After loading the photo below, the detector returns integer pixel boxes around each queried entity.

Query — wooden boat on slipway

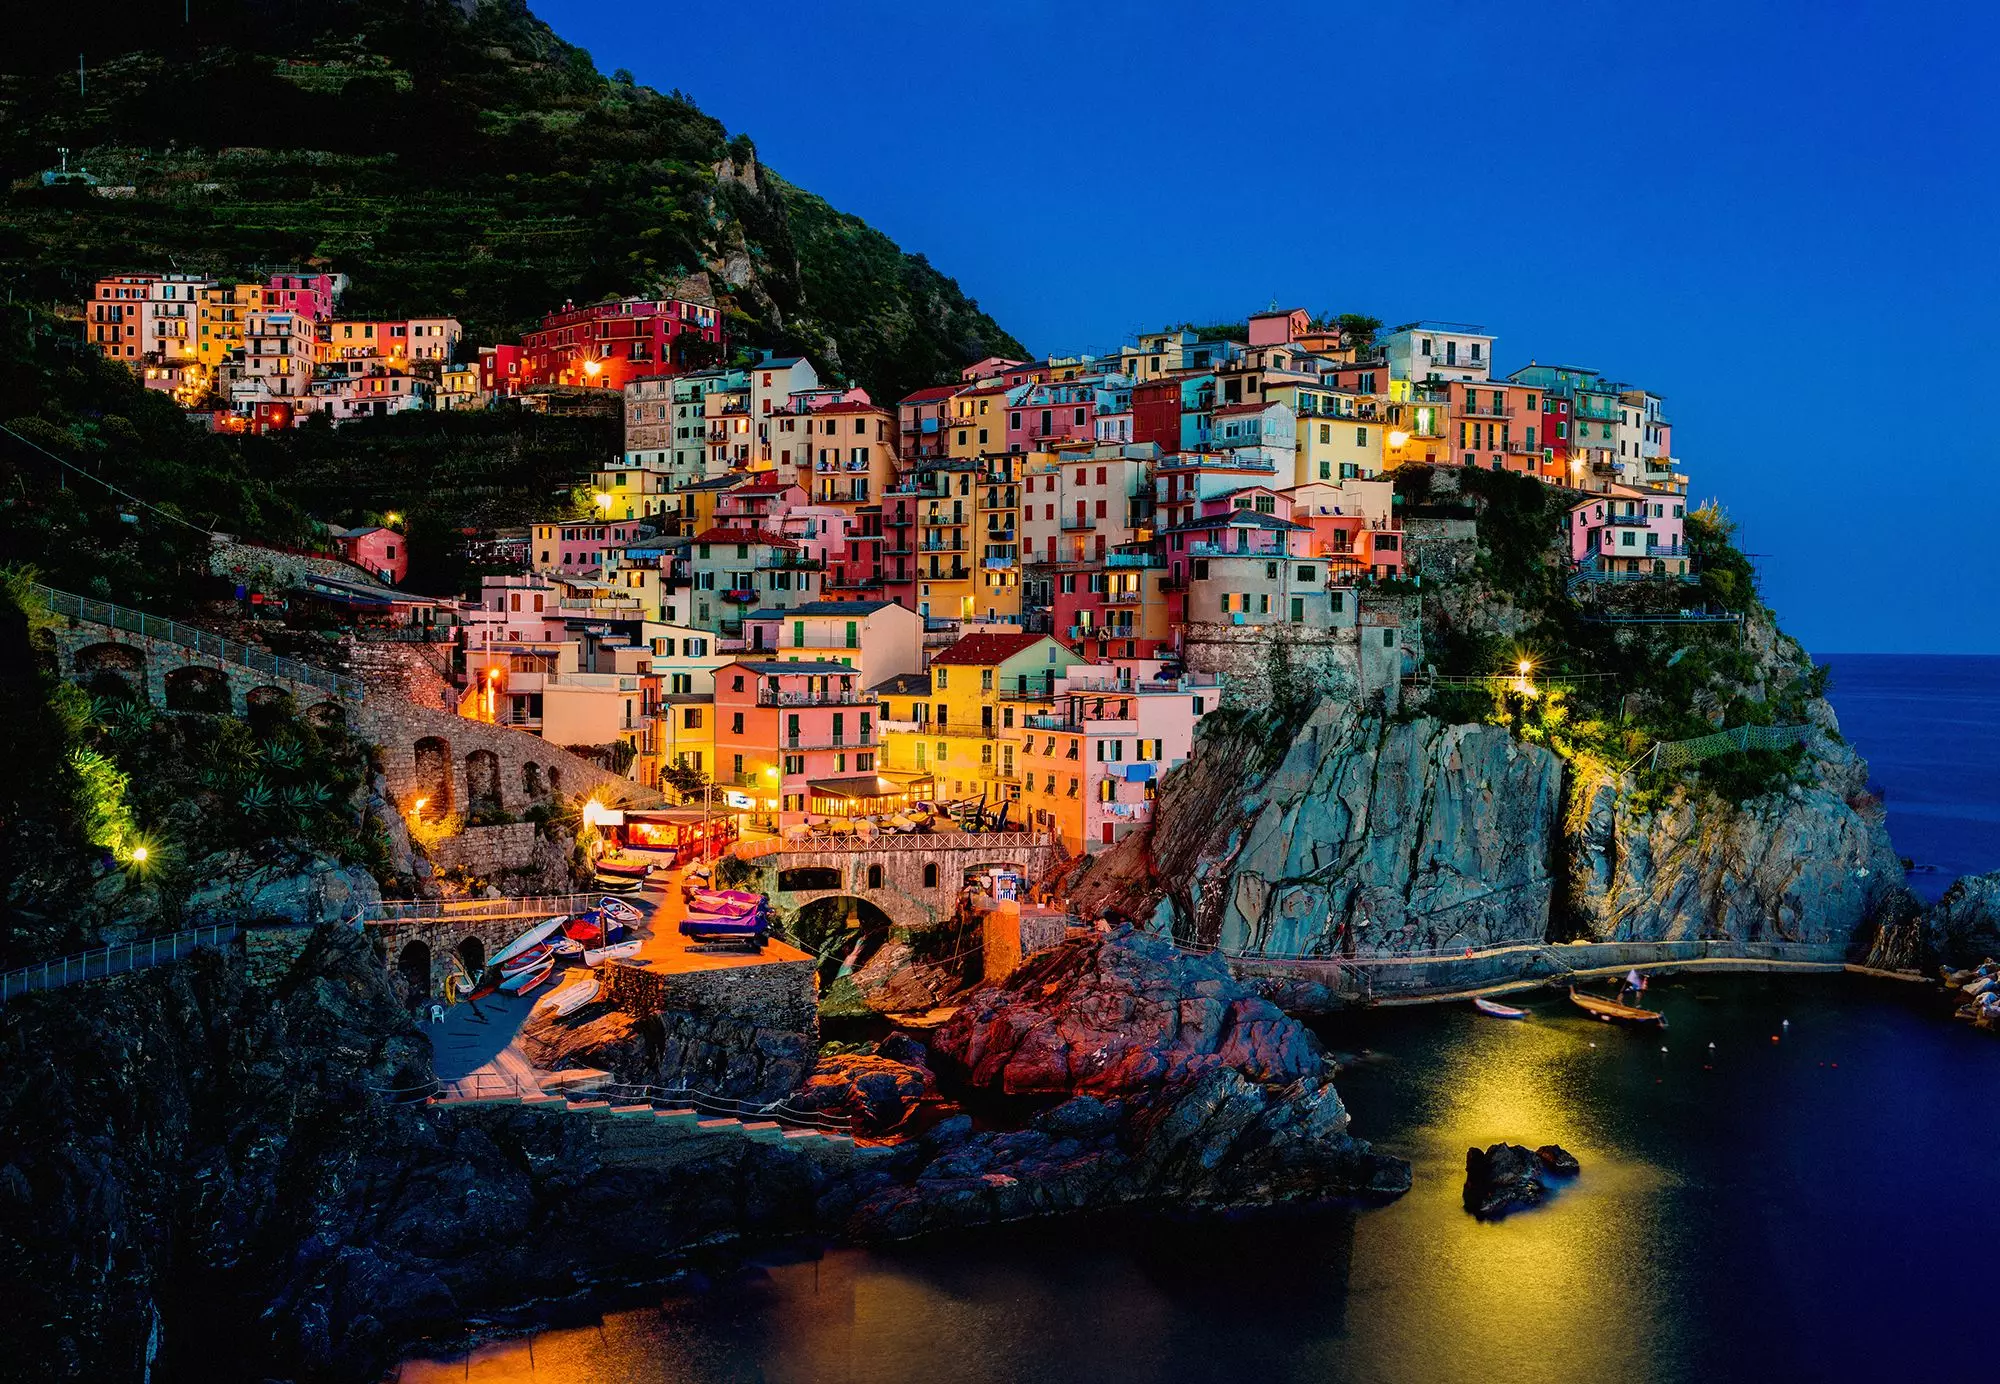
[1568,987,1667,1027]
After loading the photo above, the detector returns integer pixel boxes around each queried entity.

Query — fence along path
[38,583,364,701]
[372,1070,856,1139]
[0,924,241,1004]
[1648,722,1813,770]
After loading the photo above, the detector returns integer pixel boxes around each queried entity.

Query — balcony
[720,587,758,603]
[1602,509,1656,527]
[1059,516,1095,532]
[757,555,824,571]
[1106,552,1163,568]
[1576,399,1620,422]
[876,718,921,735]
[1102,587,1146,606]
[758,689,869,708]
[782,731,876,751]
[1461,402,1515,419]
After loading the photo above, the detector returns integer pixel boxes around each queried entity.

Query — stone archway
[465,749,502,818]
[412,736,453,816]
[456,935,486,979]
[397,939,431,1003]
[163,664,232,713]
[790,894,899,984]
[73,642,144,702]
[245,685,295,716]
[522,761,544,799]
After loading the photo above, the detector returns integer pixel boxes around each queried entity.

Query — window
[1330,591,1345,613]
[1356,427,1368,447]
[684,708,703,729]
[936,667,948,689]
[923,863,940,888]
[868,864,884,889]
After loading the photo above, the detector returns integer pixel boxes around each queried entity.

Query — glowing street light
[1388,430,1410,449]
[411,797,428,817]
[1517,658,1534,676]
[582,358,603,378]
[130,846,148,864]
[593,491,614,511]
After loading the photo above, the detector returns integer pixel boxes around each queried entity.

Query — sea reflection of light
[1330,1013,1680,1384]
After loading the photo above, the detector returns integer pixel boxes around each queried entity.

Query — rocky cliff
[1067,696,1908,973]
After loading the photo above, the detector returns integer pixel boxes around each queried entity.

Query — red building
[488,295,725,397]
[1131,378,1183,450]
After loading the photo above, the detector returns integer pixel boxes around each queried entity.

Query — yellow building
[1275,385,1391,485]
[945,384,1009,459]
[881,631,1083,805]
[195,282,266,370]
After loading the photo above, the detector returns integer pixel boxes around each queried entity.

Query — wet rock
[1535,1144,1581,1176]
[794,1052,935,1135]
[1930,873,2000,968]
[1464,1142,1555,1219]
[931,927,1325,1097]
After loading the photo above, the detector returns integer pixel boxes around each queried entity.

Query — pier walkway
[0,924,240,1005]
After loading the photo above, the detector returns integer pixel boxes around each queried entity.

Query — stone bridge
[731,832,1063,931]
[359,896,600,1002]
[40,584,661,820]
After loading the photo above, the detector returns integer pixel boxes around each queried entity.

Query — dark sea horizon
[1822,652,2000,900]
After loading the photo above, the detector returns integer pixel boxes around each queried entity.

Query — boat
[1474,996,1528,1019]
[537,975,600,1017]
[489,917,567,969]
[550,938,585,959]
[595,854,653,879]
[500,943,554,979]
[500,954,557,995]
[597,896,642,925]
[1568,987,1667,1026]
[679,912,768,938]
[594,873,644,893]
[582,938,641,966]
[689,887,763,911]
[564,915,603,943]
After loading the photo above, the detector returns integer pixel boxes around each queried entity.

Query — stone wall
[350,697,662,819]
[1401,515,1479,582]
[344,638,459,714]
[208,537,387,594]
[1182,621,1376,712]
[422,823,575,893]
[980,903,1077,982]
[600,956,819,1036]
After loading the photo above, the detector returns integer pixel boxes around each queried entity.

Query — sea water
[1824,653,2000,901]
[397,975,2000,1384]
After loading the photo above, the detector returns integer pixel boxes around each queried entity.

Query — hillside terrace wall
[208,537,388,595]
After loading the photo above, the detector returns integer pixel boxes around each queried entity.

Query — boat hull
[1567,987,1666,1025]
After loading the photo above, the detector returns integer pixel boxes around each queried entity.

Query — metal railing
[0,924,240,1003]
[353,893,604,926]
[598,1081,854,1133]
[38,584,364,701]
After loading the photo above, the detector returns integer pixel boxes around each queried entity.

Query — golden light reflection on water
[1331,1011,1681,1384]
[397,1006,1713,1384]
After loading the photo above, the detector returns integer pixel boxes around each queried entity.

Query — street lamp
[1388,430,1410,449]
[593,492,614,511]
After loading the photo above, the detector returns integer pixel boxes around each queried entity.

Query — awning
[805,773,935,802]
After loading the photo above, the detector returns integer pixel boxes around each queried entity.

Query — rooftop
[931,630,1049,666]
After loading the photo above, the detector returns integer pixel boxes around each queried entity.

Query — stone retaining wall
[426,822,542,879]
[209,538,387,595]
[1181,620,1402,713]
[600,956,819,1037]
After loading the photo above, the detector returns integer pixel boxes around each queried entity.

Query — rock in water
[794,1052,936,1134]
[1536,1144,1581,1176]
[1463,1142,1551,1218]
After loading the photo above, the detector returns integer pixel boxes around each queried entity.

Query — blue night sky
[538,0,1999,655]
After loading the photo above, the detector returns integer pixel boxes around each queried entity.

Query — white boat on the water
[1474,996,1528,1019]
[537,975,600,1017]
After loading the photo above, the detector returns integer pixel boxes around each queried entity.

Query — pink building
[714,660,877,827]
[265,271,347,321]
[1568,486,1688,576]
[531,519,656,577]
[332,526,407,584]
[1005,381,1099,453]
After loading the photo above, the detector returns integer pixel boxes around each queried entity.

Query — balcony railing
[782,731,876,750]
[1060,516,1095,531]
[758,689,868,707]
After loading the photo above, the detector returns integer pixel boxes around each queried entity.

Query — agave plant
[238,778,276,818]
[260,738,305,773]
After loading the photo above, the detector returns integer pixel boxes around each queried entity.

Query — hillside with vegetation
[0,0,1025,404]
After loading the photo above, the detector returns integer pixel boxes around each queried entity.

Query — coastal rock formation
[794,1050,937,1134]
[179,843,382,928]
[844,928,1412,1237]
[1463,1142,1571,1219]
[933,927,1324,1093]
[1067,696,1908,982]
[1927,872,2000,966]
[1567,740,1902,947]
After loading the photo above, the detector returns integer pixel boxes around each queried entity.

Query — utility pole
[78,54,85,99]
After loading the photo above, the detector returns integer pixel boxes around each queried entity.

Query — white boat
[537,975,600,1017]
[582,938,641,966]
[489,916,567,969]
[500,954,556,995]
[596,896,642,925]
[1474,996,1528,1019]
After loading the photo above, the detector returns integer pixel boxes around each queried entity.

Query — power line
[0,421,217,537]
